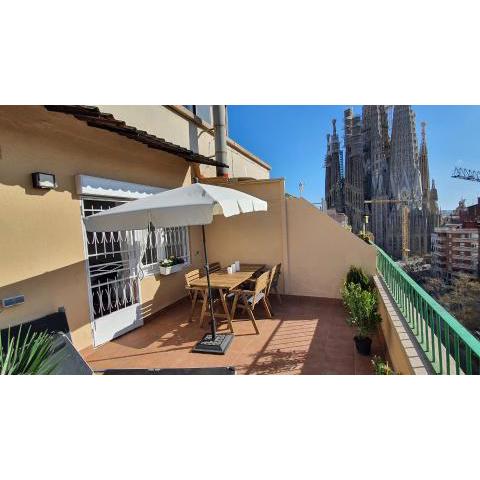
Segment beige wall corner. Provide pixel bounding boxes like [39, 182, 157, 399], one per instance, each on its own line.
[285, 198, 377, 299]
[374, 275, 430, 375]
[203, 179, 286, 291]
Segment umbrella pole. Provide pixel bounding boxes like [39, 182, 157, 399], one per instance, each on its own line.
[201, 225, 217, 340]
[192, 224, 232, 354]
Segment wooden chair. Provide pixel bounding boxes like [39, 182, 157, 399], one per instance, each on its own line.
[269, 263, 282, 304]
[265, 264, 278, 314]
[185, 269, 206, 322]
[204, 262, 221, 275]
[230, 271, 272, 334]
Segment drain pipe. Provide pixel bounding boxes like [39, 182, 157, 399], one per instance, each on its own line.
[212, 105, 229, 177]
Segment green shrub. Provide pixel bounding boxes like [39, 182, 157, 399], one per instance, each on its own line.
[346, 265, 374, 291]
[341, 282, 381, 338]
[371, 355, 395, 375]
[0, 326, 62, 375]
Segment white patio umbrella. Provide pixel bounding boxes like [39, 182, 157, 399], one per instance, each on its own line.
[83, 182, 268, 354]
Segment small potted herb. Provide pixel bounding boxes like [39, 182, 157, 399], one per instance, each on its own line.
[341, 282, 381, 355]
[159, 256, 185, 275]
[371, 355, 395, 375]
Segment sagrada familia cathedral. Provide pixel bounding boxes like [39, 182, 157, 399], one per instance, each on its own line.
[324, 105, 441, 260]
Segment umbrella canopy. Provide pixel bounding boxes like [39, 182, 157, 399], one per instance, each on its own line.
[83, 182, 267, 232]
[82, 182, 267, 354]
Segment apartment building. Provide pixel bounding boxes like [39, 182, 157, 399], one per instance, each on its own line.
[431, 224, 480, 279]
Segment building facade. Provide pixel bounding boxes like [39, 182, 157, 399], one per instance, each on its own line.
[431, 224, 479, 279]
[325, 105, 441, 260]
[459, 197, 480, 223]
[0, 105, 270, 351]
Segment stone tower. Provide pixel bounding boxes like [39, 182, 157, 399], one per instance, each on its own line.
[362, 105, 390, 250]
[344, 108, 364, 232]
[418, 122, 440, 253]
[387, 106, 425, 258]
[324, 119, 343, 211]
[419, 121, 430, 204]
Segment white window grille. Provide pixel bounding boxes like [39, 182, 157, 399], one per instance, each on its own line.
[83, 198, 191, 321]
[141, 223, 190, 275]
[82, 198, 140, 320]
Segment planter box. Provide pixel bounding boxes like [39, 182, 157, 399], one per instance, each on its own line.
[159, 263, 185, 276]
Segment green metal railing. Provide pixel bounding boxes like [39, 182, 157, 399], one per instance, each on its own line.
[376, 247, 480, 374]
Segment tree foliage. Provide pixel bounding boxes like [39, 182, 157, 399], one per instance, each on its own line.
[421, 275, 480, 332]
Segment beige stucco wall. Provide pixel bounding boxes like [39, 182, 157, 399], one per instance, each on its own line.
[285, 198, 377, 299]
[97, 105, 271, 180]
[205, 180, 377, 300]
[0, 106, 205, 351]
[203, 179, 287, 292]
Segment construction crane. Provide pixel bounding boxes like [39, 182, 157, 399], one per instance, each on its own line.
[364, 199, 410, 261]
[451, 167, 480, 183]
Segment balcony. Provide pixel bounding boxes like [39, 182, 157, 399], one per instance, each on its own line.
[80, 243, 480, 375]
[452, 236, 478, 242]
[451, 245, 478, 252]
[82, 295, 383, 375]
[451, 261, 477, 270]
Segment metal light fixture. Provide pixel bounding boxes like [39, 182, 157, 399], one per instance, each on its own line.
[32, 172, 56, 190]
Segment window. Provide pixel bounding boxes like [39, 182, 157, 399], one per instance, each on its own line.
[182, 105, 215, 125]
[194, 105, 212, 124]
[141, 223, 190, 274]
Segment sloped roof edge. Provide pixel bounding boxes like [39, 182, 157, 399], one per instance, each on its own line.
[44, 105, 229, 169]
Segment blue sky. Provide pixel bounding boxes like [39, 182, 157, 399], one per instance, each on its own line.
[227, 106, 480, 211]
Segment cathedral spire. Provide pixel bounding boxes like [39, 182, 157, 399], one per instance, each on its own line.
[324, 119, 342, 212]
[430, 178, 438, 201]
[419, 121, 430, 201]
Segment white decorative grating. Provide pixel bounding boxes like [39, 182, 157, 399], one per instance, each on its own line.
[82, 197, 190, 320]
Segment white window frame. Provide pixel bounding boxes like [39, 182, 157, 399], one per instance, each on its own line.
[76, 175, 190, 277]
[141, 224, 191, 276]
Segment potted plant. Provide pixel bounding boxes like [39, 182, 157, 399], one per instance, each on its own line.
[345, 265, 374, 291]
[371, 355, 395, 375]
[341, 282, 381, 355]
[159, 256, 185, 275]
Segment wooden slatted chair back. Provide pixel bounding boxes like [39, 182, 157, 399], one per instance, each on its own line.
[205, 262, 221, 274]
[254, 271, 270, 299]
[271, 263, 281, 288]
[266, 264, 278, 296]
[185, 269, 200, 287]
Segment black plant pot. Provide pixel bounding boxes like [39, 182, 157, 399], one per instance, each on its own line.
[354, 336, 372, 356]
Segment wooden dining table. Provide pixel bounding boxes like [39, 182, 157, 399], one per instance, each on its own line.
[188, 263, 265, 334]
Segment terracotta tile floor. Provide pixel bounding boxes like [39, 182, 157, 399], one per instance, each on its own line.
[82, 295, 385, 374]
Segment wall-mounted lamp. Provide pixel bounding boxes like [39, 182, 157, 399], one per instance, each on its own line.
[32, 172, 56, 190]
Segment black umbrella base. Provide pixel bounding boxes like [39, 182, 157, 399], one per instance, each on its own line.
[192, 333, 234, 355]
